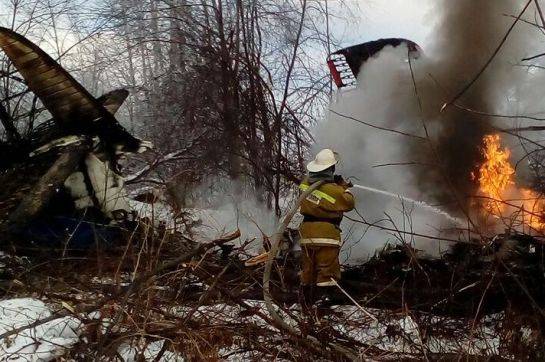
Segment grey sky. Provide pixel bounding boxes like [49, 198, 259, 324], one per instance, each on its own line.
[331, 0, 432, 48]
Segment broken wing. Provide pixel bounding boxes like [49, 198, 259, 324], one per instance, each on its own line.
[0, 27, 105, 127]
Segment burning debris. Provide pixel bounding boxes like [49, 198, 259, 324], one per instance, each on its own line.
[475, 134, 515, 214]
[474, 133, 545, 233]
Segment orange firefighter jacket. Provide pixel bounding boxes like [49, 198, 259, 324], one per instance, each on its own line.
[298, 179, 355, 246]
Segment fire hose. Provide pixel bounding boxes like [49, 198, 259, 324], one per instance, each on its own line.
[351, 184, 465, 226]
[246, 182, 464, 267]
[260, 180, 462, 359]
[262, 180, 359, 361]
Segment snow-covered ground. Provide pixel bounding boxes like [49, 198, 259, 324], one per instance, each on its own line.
[0, 295, 506, 360]
[118, 340, 184, 362]
[0, 298, 184, 361]
[0, 199, 505, 360]
[164, 298, 504, 359]
[0, 298, 81, 361]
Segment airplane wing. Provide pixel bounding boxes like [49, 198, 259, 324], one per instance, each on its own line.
[0, 28, 147, 153]
[0, 27, 107, 127]
[97, 89, 130, 115]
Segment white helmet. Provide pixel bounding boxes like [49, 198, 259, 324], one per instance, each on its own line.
[306, 148, 339, 172]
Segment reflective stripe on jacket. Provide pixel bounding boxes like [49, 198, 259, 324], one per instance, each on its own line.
[298, 179, 355, 246]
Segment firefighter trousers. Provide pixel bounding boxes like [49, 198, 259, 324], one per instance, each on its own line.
[300, 244, 341, 287]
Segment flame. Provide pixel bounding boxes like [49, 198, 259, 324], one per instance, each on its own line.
[476, 134, 545, 232]
[520, 189, 545, 231]
[476, 134, 514, 214]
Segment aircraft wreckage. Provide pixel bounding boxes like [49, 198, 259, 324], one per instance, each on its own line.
[0, 27, 152, 247]
[327, 38, 420, 88]
[0, 29, 544, 332]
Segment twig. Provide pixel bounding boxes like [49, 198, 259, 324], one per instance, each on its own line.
[0, 231, 241, 342]
[329, 278, 378, 322]
[442, 0, 533, 110]
[521, 51, 545, 61]
[329, 109, 426, 140]
[534, 0, 545, 28]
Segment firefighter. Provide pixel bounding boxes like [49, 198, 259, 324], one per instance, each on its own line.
[299, 148, 354, 304]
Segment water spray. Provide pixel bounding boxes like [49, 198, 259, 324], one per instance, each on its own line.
[352, 184, 465, 226]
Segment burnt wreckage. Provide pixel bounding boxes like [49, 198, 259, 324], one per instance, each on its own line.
[0, 27, 152, 247]
[327, 38, 420, 88]
[322, 38, 545, 320]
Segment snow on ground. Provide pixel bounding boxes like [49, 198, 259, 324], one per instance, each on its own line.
[0, 296, 504, 359]
[331, 306, 501, 355]
[0, 298, 183, 361]
[118, 339, 184, 361]
[0, 298, 81, 361]
[167, 300, 501, 357]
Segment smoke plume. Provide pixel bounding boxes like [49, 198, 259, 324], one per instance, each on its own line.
[414, 0, 532, 211]
[314, 1, 541, 260]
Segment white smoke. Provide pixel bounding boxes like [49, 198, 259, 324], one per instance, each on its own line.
[188, 180, 277, 253]
[313, 46, 457, 262]
[313, 1, 545, 262]
[187, 2, 545, 262]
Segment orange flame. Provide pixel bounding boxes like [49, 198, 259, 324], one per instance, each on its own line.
[520, 189, 545, 231]
[476, 134, 514, 214]
[476, 134, 545, 232]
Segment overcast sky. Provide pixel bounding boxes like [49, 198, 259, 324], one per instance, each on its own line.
[331, 0, 432, 49]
